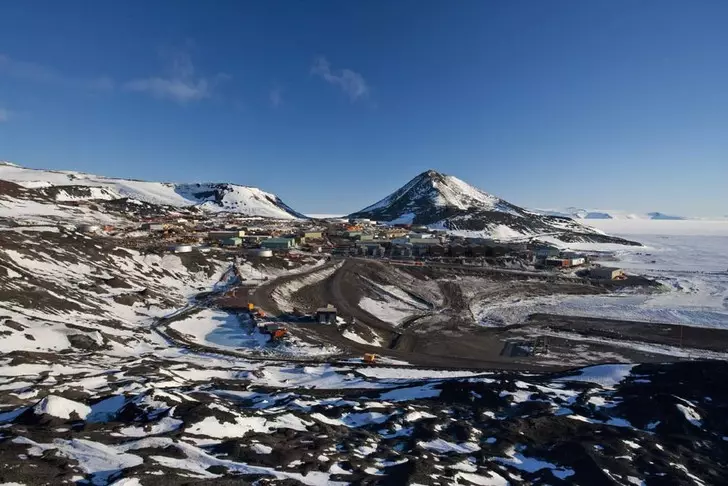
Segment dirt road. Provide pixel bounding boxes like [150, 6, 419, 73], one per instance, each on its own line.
[211, 257, 727, 371]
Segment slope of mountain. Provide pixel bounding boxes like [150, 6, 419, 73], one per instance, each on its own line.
[349, 170, 640, 245]
[0, 161, 304, 219]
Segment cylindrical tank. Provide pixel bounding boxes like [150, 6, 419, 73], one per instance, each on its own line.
[174, 245, 193, 253]
[247, 248, 273, 258]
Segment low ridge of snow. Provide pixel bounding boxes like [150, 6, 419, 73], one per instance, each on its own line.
[34, 395, 92, 420]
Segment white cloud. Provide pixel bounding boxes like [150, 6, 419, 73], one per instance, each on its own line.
[123, 50, 227, 104]
[0, 107, 9, 122]
[125, 77, 211, 102]
[269, 87, 283, 108]
[311, 57, 369, 101]
[0, 53, 114, 91]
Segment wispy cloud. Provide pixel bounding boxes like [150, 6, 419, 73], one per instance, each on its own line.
[311, 57, 369, 101]
[0, 53, 114, 91]
[269, 86, 283, 108]
[0, 107, 9, 122]
[124, 49, 228, 104]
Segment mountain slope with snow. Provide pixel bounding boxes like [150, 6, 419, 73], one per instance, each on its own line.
[350, 170, 640, 245]
[0, 161, 304, 219]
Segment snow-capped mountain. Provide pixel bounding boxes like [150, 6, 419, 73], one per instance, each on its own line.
[538, 207, 687, 221]
[0, 161, 305, 219]
[349, 170, 640, 244]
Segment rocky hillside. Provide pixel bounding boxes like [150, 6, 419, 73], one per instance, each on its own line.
[350, 170, 640, 245]
[0, 161, 305, 219]
[1, 352, 726, 485]
[0, 181, 724, 485]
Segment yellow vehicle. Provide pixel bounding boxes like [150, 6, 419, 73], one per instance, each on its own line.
[363, 353, 377, 364]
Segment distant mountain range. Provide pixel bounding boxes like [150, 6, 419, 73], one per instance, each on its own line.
[536, 208, 687, 221]
[0, 161, 304, 219]
[348, 170, 640, 245]
[6, 161, 702, 245]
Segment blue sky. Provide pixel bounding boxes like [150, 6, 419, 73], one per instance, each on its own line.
[1, 1, 727, 216]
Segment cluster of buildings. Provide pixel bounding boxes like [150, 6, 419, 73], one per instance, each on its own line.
[131, 214, 629, 281]
[534, 247, 588, 268]
[132, 214, 328, 256]
[331, 226, 531, 261]
[206, 229, 325, 251]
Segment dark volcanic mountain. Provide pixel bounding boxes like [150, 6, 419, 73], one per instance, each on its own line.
[350, 170, 640, 245]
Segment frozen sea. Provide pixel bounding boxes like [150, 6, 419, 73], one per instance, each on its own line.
[478, 221, 728, 329]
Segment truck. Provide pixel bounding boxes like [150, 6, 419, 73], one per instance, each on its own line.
[260, 323, 288, 341]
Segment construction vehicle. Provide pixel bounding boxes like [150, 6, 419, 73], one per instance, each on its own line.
[246, 302, 266, 319]
[363, 353, 378, 364]
[261, 323, 288, 341]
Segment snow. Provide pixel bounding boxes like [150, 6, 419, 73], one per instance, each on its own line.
[118, 437, 346, 486]
[670, 462, 707, 486]
[342, 329, 383, 347]
[379, 384, 442, 401]
[493, 446, 574, 478]
[54, 186, 117, 202]
[246, 364, 385, 389]
[623, 439, 641, 449]
[489, 225, 526, 241]
[478, 234, 728, 335]
[0, 163, 301, 219]
[185, 415, 270, 438]
[14, 436, 144, 485]
[88, 395, 128, 422]
[311, 411, 391, 428]
[404, 410, 436, 422]
[537, 208, 696, 221]
[251, 443, 273, 454]
[358, 368, 480, 380]
[33, 395, 92, 420]
[119, 416, 183, 437]
[108, 479, 143, 486]
[587, 219, 728, 235]
[676, 402, 703, 427]
[364, 279, 430, 310]
[271, 263, 341, 311]
[455, 471, 509, 486]
[434, 174, 502, 211]
[419, 439, 480, 454]
[305, 213, 345, 219]
[358, 297, 417, 325]
[387, 212, 416, 225]
[556, 364, 634, 388]
[355, 170, 518, 222]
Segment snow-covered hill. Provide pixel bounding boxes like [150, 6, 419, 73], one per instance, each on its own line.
[0, 161, 304, 219]
[349, 170, 640, 245]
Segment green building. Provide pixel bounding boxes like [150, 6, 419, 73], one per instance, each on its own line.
[260, 237, 296, 250]
[221, 237, 242, 247]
